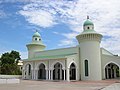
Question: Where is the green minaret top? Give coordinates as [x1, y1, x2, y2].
[76, 16, 103, 43]
[83, 16, 94, 26]
[82, 16, 96, 34]
[33, 30, 40, 37]
[27, 31, 46, 47]
[26, 31, 46, 58]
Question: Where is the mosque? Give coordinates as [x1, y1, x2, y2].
[22, 17, 120, 81]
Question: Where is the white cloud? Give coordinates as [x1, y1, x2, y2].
[62, 32, 78, 39]
[19, 10, 56, 28]
[20, 51, 28, 59]
[0, 10, 6, 18]
[53, 32, 59, 35]
[58, 39, 77, 47]
[19, 0, 120, 54]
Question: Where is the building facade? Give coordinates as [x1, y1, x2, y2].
[22, 17, 120, 81]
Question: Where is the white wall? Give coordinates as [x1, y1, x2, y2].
[80, 41, 102, 80]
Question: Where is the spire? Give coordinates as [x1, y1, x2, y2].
[36, 30, 38, 32]
[87, 15, 89, 19]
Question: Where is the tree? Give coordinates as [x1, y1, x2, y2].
[0, 50, 21, 75]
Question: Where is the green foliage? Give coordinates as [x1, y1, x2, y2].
[0, 50, 22, 75]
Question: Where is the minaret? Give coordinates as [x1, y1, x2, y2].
[26, 31, 46, 59]
[76, 16, 103, 80]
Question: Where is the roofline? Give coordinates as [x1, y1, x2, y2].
[35, 46, 78, 53]
[101, 47, 114, 55]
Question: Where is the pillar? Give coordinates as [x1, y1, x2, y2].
[35, 69, 38, 80]
[31, 69, 34, 79]
[22, 69, 25, 79]
[51, 70, 53, 80]
[106, 67, 109, 79]
[67, 68, 70, 81]
[60, 65, 62, 80]
[110, 65, 113, 78]
[119, 67, 120, 77]
[63, 69, 66, 80]
[33, 69, 36, 79]
[48, 69, 50, 80]
[46, 69, 48, 80]
[76, 68, 78, 80]
[114, 69, 116, 78]
[114, 66, 117, 78]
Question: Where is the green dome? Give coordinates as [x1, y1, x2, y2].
[33, 32, 40, 37]
[83, 19, 94, 26]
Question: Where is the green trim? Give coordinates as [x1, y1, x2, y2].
[23, 53, 77, 61]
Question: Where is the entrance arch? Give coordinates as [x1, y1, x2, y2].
[53, 62, 64, 80]
[105, 63, 119, 79]
[24, 64, 32, 79]
[38, 63, 46, 79]
[70, 63, 76, 80]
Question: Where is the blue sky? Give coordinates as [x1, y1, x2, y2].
[0, 0, 120, 59]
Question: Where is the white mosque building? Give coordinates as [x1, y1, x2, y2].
[22, 17, 120, 81]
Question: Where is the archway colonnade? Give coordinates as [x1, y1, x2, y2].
[105, 62, 120, 79]
[22, 61, 77, 81]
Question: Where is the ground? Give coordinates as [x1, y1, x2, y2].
[0, 79, 120, 90]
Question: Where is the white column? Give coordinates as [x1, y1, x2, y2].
[106, 67, 109, 79]
[114, 66, 117, 78]
[119, 68, 120, 77]
[48, 69, 51, 80]
[63, 69, 66, 80]
[46, 69, 48, 80]
[34, 70, 36, 79]
[51, 70, 53, 80]
[35, 70, 38, 80]
[111, 68, 113, 78]
[67, 68, 70, 81]
[60, 68, 62, 80]
[76, 68, 78, 80]
[31, 69, 34, 79]
[22, 69, 25, 79]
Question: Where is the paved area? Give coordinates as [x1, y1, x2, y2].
[0, 79, 120, 90]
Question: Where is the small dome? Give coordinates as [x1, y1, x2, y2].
[33, 31, 40, 37]
[83, 19, 94, 26]
[83, 16, 94, 26]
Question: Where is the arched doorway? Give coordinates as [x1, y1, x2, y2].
[38, 63, 46, 79]
[70, 63, 76, 80]
[105, 63, 119, 79]
[25, 64, 32, 79]
[53, 62, 64, 80]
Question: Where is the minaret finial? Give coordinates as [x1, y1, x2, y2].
[36, 30, 38, 32]
[87, 15, 89, 19]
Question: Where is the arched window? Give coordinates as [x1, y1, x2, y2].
[87, 27, 90, 29]
[35, 38, 37, 41]
[70, 63, 76, 80]
[28, 64, 31, 75]
[85, 60, 89, 76]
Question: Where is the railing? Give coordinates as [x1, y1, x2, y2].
[0, 75, 22, 79]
